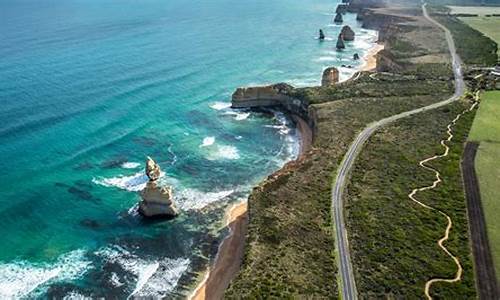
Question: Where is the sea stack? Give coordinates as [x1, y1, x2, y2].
[353, 53, 360, 60]
[138, 156, 179, 218]
[321, 67, 339, 86]
[334, 13, 343, 23]
[319, 29, 325, 40]
[336, 34, 345, 50]
[341, 25, 355, 41]
[336, 4, 348, 14]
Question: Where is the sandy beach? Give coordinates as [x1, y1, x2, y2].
[362, 42, 384, 71]
[189, 201, 248, 300]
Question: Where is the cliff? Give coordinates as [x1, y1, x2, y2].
[231, 83, 316, 137]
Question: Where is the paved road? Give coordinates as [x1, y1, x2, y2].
[331, 4, 465, 299]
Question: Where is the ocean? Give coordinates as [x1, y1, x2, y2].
[0, 0, 377, 297]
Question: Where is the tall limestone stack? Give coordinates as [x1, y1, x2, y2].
[336, 4, 348, 14]
[336, 33, 345, 50]
[138, 156, 179, 218]
[341, 25, 355, 41]
[321, 67, 339, 86]
[334, 13, 343, 23]
[319, 29, 325, 40]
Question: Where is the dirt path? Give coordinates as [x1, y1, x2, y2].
[407, 101, 477, 299]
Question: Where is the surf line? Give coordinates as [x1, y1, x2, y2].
[407, 100, 477, 300]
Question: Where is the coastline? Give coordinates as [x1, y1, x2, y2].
[189, 201, 248, 300]
[188, 35, 382, 300]
[188, 42, 384, 300]
[361, 42, 384, 72]
[189, 113, 310, 300]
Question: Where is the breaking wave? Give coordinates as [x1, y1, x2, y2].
[205, 145, 240, 160]
[209, 102, 231, 110]
[95, 246, 189, 298]
[0, 250, 92, 298]
[223, 111, 251, 121]
[121, 162, 141, 169]
[92, 171, 165, 192]
[175, 189, 235, 210]
[200, 136, 215, 147]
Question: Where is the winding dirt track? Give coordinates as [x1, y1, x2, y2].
[408, 102, 477, 299]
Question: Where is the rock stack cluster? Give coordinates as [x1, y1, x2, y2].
[138, 157, 179, 218]
[341, 25, 355, 41]
[321, 67, 339, 86]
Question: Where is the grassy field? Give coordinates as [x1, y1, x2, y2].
[460, 17, 500, 55]
[448, 5, 500, 15]
[468, 90, 500, 281]
[430, 7, 498, 65]
[345, 99, 477, 298]
[469, 91, 500, 141]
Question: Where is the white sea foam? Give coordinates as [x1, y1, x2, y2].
[200, 136, 215, 147]
[315, 56, 337, 62]
[92, 172, 148, 192]
[96, 246, 189, 298]
[209, 102, 231, 110]
[92, 171, 165, 192]
[121, 162, 141, 169]
[205, 145, 240, 160]
[223, 111, 251, 121]
[0, 250, 92, 299]
[129, 262, 159, 297]
[175, 189, 234, 210]
[63, 291, 93, 300]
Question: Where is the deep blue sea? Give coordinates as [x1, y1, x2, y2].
[0, 0, 377, 297]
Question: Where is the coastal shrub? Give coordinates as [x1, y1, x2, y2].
[430, 9, 498, 65]
[345, 100, 477, 298]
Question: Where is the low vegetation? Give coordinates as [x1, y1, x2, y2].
[460, 17, 500, 56]
[226, 2, 482, 298]
[344, 99, 477, 298]
[468, 90, 500, 281]
[430, 7, 498, 65]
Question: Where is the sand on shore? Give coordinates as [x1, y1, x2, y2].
[361, 42, 384, 72]
[189, 201, 248, 300]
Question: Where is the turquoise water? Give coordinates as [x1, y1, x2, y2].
[0, 0, 376, 297]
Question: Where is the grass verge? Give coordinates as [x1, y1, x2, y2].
[468, 90, 500, 281]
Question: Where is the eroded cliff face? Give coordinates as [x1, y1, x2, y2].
[232, 83, 308, 114]
[231, 83, 316, 136]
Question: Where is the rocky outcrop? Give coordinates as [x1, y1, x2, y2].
[336, 34, 345, 50]
[376, 49, 403, 73]
[334, 13, 343, 23]
[139, 157, 179, 218]
[145, 156, 161, 181]
[319, 29, 325, 40]
[336, 4, 348, 14]
[231, 83, 314, 134]
[341, 25, 355, 41]
[353, 53, 360, 60]
[321, 67, 339, 86]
